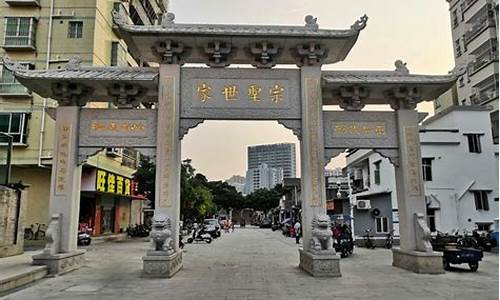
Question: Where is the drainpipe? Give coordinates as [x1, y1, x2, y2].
[38, 0, 54, 168]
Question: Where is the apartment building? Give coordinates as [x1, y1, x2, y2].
[244, 163, 283, 194]
[437, 0, 499, 143]
[0, 0, 166, 235]
[247, 143, 296, 178]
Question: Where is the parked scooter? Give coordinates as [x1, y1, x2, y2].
[363, 229, 376, 249]
[187, 225, 212, 244]
[472, 229, 494, 252]
[385, 229, 394, 249]
[77, 231, 92, 246]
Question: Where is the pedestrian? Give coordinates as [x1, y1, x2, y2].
[294, 220, 301, 244]
[231, 220, 235, 232]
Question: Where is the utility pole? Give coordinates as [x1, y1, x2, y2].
[347, 172, 355, 239]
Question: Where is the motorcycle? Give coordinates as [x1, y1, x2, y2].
[472, 229, 494, 252]
[187, 225, 212, 244]
[385, 229, 394, 249]
[363, 229, 376, 249]
[77, 231, 92, 246]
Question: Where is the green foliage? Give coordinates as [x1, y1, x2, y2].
[206, 181, 245, 210]
[180, 159, 216, 221]
[134, 156, 156, 207]
[134, 157, 216, 221]
[243, 184, 285, 212]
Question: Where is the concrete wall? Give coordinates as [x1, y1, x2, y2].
[11, 166, 50, 227]
[0, 185, 27, 257]
[353, 193, 393, 240]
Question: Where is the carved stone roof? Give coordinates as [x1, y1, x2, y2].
[113, 11, 368, 66]
[322, 71, 457, 85]
[321, 70, 457, 106]
[3, 59, 158, 105]
[12, 66, 158, 81]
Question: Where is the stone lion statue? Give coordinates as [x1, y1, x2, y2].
[310, 214, 335, 254]
[150, 213, 174, 254]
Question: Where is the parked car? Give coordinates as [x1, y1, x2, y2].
[259, 218, 272, 228]
[203, 219, 221, 238]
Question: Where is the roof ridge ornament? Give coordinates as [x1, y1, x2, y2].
[305, 15, 319, 31]
[351, 14, 368, 31]
[65, 56, 83, 71]
[394, 60, 410, 75]
[161, 12, 176, 28]
[1, 57, 23, 72]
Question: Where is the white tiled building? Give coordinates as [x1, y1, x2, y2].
[346, 106, 499, 236]
[244, 163, 283, 194]
[421, 106, 499, 233]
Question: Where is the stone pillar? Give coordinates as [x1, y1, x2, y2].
[298, 66, 340, 277]
[142, 63, 183, 278]
[392, 108, 443, 274]
[32, 106, 85, 275]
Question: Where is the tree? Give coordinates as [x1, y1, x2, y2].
[134, 157, 216, 221]
[243, 184, 285, 212]
[180, 159, 216, 221]
[134, 156, 156, 208]
[206, 180, 245, 210]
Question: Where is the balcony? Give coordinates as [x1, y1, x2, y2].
[464, 14, 496, 45]
[461, 0, 479, 14]
[5, 0, 40, 6]
[0, 83, 31, 97]
[469, 48, 498, 75]
[470, 86, 499, 105]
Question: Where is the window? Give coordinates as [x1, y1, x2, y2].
[491, 111, 498, 144]
[465, 134, 482, 153]
[0, 113, 29, 144]
[68, 21, 83, 39]
[0, 63, 33, 95]
[476, 223, 492, 231]
[452, 9, 459, 27]
[422, 158, 433, 181]
[373, 161, 381, 185]
[3, 17, 37, 48]
[427, 209, 436, 232]
[473, 190, 489, 211]
[111, 42, 118, 66]
[455, 39, 462, 57]
[375, 217, 389, 233]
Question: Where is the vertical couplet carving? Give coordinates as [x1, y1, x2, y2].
[305, 77, 322, 207]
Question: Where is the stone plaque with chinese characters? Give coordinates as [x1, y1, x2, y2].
[55, 124, 72, 195]
[181, 68, 301, 120]
[323, 111, 398, 149]
[403, 126, 422, 196]
[79, 109, 157, 148]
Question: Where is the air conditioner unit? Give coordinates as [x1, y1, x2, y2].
[356, 199, 371, 210]
[105, 147, 122, 157]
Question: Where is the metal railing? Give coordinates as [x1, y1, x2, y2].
[470, 86, 499, 104]
[469, 48, 498, 74]
[464, 14, 495, 44]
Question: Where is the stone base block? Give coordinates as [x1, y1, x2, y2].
[392, 248, 444, 274]
[32, 250, 85, 276]
[142, 251, 182, 278]
[299, 249, 341, 277]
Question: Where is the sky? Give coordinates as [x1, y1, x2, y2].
[172, 0, 456, 181]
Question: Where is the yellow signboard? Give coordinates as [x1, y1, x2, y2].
[96, 169, 132, 196]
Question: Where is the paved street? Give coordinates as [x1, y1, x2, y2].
[2, 228, 498, 300]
